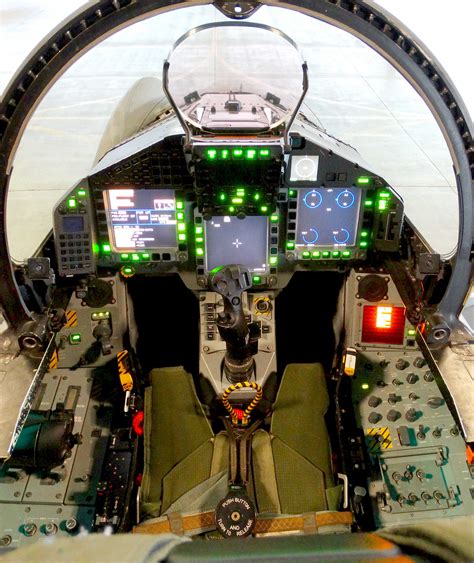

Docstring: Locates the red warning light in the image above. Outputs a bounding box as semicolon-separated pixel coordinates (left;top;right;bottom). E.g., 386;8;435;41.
362;305;405;345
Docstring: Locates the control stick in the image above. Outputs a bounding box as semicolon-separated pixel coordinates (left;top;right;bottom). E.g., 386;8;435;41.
209;265;260;382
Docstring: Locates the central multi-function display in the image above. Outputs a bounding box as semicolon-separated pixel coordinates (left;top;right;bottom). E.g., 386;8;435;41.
105;189;177;251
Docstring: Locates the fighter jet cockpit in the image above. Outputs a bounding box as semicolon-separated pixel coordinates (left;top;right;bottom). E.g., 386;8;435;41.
0;2;472;561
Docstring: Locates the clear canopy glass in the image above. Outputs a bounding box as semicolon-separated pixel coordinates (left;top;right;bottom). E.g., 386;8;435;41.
165;22;306;133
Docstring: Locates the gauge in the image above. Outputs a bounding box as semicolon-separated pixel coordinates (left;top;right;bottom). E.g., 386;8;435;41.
302;228;319;244
303;189;323;209
290;155;319;182
336;190;355;209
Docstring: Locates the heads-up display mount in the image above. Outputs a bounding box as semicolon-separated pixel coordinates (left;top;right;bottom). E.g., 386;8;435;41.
104;188;177;252
205;216;269;274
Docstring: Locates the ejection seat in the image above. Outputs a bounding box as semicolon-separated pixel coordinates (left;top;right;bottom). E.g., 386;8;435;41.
138;363;346;536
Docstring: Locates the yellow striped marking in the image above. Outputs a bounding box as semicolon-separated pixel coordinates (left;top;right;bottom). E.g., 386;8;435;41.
221;381;263;426
48;349;59;370
65;310;78;328
117;350;133;392
366;427;392;452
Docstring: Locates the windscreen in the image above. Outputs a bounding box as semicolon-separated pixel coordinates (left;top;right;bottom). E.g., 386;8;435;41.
165;22;305;132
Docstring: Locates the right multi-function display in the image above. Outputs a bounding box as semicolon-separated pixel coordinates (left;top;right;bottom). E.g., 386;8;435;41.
295;187;362;248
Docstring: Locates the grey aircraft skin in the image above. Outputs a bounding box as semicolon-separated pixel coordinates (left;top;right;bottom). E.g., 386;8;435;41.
0;2;472;561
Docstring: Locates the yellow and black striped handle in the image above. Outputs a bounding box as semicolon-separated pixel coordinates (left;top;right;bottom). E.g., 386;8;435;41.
221;381;263;426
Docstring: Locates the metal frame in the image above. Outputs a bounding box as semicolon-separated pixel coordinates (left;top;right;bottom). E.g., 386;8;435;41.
0;0;472;334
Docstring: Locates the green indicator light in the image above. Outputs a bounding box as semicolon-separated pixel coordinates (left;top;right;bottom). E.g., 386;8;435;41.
342;250;351;258
270;215;278;223
361;383;369;390
246;149;256;160
232;198;243;204
178;233;187;241
322;251;330;258
142;253;150;260
93;243;100;254
195;226;203;235
221;149;229;159
260;206;268;213
357;176;370;185
177;223;186;232
207;149;217;160
196;236;204;243
67;198;77;208
233;149;243;158
102;244;111;253
77;189;87;197
219;193;226;201
120;253;129;260
176;201;184;210
378;200;388;211
332;251;340;258
269;256;278;266
379;191;390;198
360;241;368;248
259;149;270;157
254;193;261;201
289;189;296;197
69;333;81;344
361;231;368;238
122;266;135;276
312;251;321;259
229;206;235;213
302;251;311;259
236;188;245;196
286;242;295;250
364;200;373;207
196;248;204;256
252;275;262;284
132;253;140;261
407;328;416;336
176;212;184;220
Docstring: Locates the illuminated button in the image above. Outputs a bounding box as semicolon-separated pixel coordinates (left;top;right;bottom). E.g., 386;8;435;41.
254;193;261;201
357;176;370;185
302;251;311;259
259;148;270;158
269;256;278;266
342;250;351;258
232;149;243;159
121;265;135;278
270;215;278;223
131;254;140;261
252;275;262;284
142;253;150;260
288;189;297;197
91;311;110;321
286;242;295;250
178;233;186;241
69;333;81;344
364;200;373;207
312;251;321;259
120;254;129;260
177;223;186;232
332;251;340;258
229;206;235;213
322;251;330;259
378;200;388;211
232;198;243;204
67;198;77;208
195;226;203;235
196;248;204;256
206;149;217;160
102;244;111;253
246;149;256;160
176;212;184;220
195;236;204;243
176;201;184;210
260;206;268;213
360;241;368;248
221;149;229;159
77;189;87;197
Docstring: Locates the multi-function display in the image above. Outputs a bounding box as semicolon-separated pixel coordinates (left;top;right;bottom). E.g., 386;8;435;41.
205;216;268;273
296;187;361;247
105;189;177;251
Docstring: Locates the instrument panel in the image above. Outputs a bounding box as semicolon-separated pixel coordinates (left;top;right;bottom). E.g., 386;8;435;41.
53;125;404;286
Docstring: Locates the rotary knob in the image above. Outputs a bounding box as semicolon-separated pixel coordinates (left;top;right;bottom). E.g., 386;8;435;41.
388;393;401;404
368;412;382;424
424;371;434;382
387;410;401;422
406;373;419;384
368;396;382;408
396;359;409;370
405;408;418;422
413;357;426;368
427;396;444;409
